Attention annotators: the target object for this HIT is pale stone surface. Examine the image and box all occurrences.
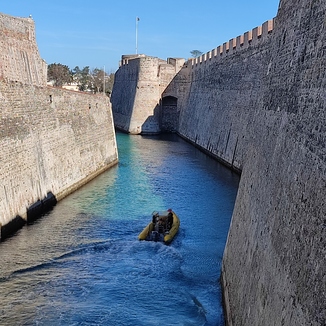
[0,13,47,86]
[111,55,184,134]
[171,1,325,325]
[0,13,118,231]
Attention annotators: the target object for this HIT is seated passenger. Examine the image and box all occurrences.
[167,212,173,230]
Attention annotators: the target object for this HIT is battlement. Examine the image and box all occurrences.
[191,19,275,68]
[119,54,146,66]
[0,12,47,86]
[119,54,185,73]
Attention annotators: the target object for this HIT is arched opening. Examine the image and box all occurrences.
[161,95,178,132]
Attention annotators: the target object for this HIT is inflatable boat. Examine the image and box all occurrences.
[138,209,180,244]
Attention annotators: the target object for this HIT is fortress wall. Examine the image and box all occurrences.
[0,11,118,237]
[111,58,139,132]
[111,56,184,134]
[0,13,46,86]
[0,82,117,229]
[221,0,326,324]
[177,28,274,171]
[171,0,326,324]
[162,62,193,132]
[129,56,163,133]
[0,81,118,232]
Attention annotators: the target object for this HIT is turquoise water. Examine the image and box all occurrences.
[0,132,239,325]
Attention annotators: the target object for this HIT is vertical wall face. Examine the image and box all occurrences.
[177,23,274,171]
[0,83,118,228]
[221,1,326,325]
[162,62,192,132]
[0,13,47,86]
[111,55,184,134]
[0,12,118,234]
[163,1,325,324]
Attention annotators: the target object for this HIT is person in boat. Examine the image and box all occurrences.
[152,213,161,232]
[157,216,166,233]
[152,213,158,225]
[167,211,173,230]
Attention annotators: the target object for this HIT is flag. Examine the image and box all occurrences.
[137,17,140,21]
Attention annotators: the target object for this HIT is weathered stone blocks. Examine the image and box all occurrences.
[0,12,118,239]
[111,55,185,134]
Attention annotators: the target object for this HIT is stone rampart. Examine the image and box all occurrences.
[0,82,118,237]
[0,13,47,86]
[0,12,118,239]
[174,19,274,172]
[220,1,326,324]
[166,0,325,324]
[111,55,185,134]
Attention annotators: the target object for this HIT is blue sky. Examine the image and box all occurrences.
[2,0,280,73]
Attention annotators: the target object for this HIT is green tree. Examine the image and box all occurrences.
[72,66,91,91]
[190,50,203,58]
[89,69,115,96]
[105,72,115,96]
[90,68,105,93]
[48,64,114,96]
[47,63,72,87]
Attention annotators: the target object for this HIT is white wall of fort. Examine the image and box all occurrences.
[168,1,325,325]
[111,55,184,134]
[0,13,118,234]
[0,13,47,87]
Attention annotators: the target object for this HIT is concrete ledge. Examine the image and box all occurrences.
[177,133,242,175]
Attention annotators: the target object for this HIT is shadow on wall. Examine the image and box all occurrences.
[141,95,179,134]
[0,192,57,241]
[111,62,139,133]
[141,104,161,134]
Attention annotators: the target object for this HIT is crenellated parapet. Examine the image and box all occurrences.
[0,13,47,87]
[119,54,146,66]
[191,19,275,68]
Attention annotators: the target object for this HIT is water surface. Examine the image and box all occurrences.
[0,132,239,325]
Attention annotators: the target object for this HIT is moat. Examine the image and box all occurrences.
[0,132,239,325]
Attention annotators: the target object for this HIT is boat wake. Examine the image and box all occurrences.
[1,239,114,282]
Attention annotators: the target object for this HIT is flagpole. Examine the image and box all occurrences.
[136,17,139,54]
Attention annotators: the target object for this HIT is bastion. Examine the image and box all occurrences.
[0,13,118,239]
[111,55,185,134]
[111,0,325,324]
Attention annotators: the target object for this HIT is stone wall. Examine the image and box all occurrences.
[162,1,325,325]
[0,13,47,86]
[0,12,118,238]
[220,1,326,324]
[0,82,118,235]
[111,55,185,134]
[161,19,274,171]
